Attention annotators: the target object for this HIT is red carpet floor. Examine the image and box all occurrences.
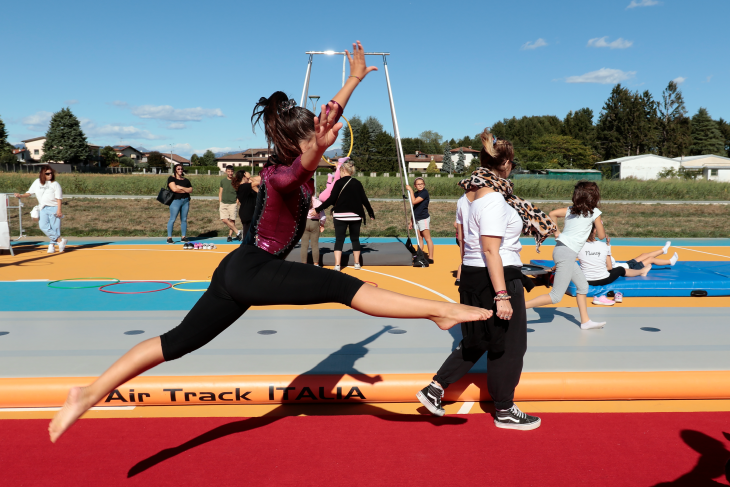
[3,411,730,486]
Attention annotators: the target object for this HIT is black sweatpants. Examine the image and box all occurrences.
[160,245,365,361]
[333,219,362,251]
[433,266,527,410]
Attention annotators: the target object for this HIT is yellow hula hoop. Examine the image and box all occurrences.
[171,280,211,292]
[321,115,353,165]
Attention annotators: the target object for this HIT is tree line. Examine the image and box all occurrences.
[339,80,729,174]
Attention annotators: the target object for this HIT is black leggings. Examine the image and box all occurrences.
[333,219,362,252]
[588,266,626,287]
[433,267,527,410]
[160,245,365,361]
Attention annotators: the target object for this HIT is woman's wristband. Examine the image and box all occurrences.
[349,75,362,82]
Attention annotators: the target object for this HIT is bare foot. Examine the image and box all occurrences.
[432,303,492,330]
[49,387,89,443]
[640,263,652,276]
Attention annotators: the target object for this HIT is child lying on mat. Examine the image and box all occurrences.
[578,224,679,305]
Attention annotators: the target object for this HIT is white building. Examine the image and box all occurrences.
[595,154,680,180]
[676,155,730,182]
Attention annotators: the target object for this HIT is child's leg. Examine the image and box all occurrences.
[526,245,575,309]
[634,249,664,263]
[625,264,651,277]
[421,228,434,260]
[645,257,671,266]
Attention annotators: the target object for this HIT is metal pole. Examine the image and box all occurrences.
[382,55,422,250]
[299,54,313,108]
[342,54,346,87]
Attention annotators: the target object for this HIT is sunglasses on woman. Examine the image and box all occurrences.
[45,172,52,175]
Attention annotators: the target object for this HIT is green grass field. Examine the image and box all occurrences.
[2,173,729,200]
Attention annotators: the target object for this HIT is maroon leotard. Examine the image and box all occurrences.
[244,101,343,258]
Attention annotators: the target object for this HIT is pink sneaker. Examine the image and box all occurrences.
[614,292,623,303]
[592,295,615,306]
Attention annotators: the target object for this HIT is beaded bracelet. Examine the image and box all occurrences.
[349,75,362,82]
[494,295,512,302]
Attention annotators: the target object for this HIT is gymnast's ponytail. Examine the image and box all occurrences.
[251,91,316,165]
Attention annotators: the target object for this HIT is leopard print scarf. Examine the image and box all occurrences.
[458,168,557,253]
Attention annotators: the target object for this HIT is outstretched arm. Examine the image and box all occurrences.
[300,41,377,172]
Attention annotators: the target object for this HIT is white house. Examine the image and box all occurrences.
[676,155,730,182]
[450,146,479,166]
[594,154,680,180]
[406,152,444,172]
[21,136,101,163]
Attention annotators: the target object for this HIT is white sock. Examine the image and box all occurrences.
[430,381,443,391]
[581,320,606,330]
[670,252,678,265]
[662,241,671,254]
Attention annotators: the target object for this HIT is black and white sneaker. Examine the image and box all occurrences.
[494,405,541,430]
[226,236,233,242]
[416,382,445,417]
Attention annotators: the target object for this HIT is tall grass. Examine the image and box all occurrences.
[2,173,729,200]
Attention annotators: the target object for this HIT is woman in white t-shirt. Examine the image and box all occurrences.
[417,131,542,431]
[525,182,605,330]
[14,165,67,254]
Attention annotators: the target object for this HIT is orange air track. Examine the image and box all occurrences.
[3,371,730,408]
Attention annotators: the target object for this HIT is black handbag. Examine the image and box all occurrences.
[157,187,175,206]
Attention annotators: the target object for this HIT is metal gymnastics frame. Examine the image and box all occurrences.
[0,194,26,256]
[300,51,423,251]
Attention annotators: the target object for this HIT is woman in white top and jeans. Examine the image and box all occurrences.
[416,131,556,430]
[14,165,67,254]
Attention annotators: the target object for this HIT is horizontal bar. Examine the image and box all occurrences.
[305,51,389,55]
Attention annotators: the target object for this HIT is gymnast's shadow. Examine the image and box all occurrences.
[651,430,730,486]
[528,307,581,327]
[128,325,467,478]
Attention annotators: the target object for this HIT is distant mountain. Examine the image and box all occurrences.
[324,149,344,159]
[14,143,24,149]
[136,146,150,153]
[214,151,241,158]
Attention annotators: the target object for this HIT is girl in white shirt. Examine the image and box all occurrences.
[525,182,605,330]
[14,165,67,253]
[580,229,678,286]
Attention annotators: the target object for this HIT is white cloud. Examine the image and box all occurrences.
[672,76,686,85]
[167,122,187,130]
[22,111,53,132]
[587,37,633,49]
[521,38,548,50]
[80,119,165,141]
[65,99,79,105]
[114,101,225,122]
[566,68,636,84]
[627,0,660,9]
[705,75,713,83]
[193,146,235,155]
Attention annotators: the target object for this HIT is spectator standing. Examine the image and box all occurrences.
[406,177,434,263]
[219,165,240,242]
[14,165,67,254]
[301,183,326,265]
[315,161,374,271]
[233,170,259,240]
[166,164,192,244]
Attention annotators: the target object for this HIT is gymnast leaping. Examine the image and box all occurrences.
[48,41,492,443]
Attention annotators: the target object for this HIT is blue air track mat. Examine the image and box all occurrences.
[529,260,730,297]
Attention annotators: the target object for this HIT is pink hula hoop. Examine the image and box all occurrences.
[99,281,173,294]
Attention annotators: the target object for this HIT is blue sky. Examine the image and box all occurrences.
[2,0,728,157]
